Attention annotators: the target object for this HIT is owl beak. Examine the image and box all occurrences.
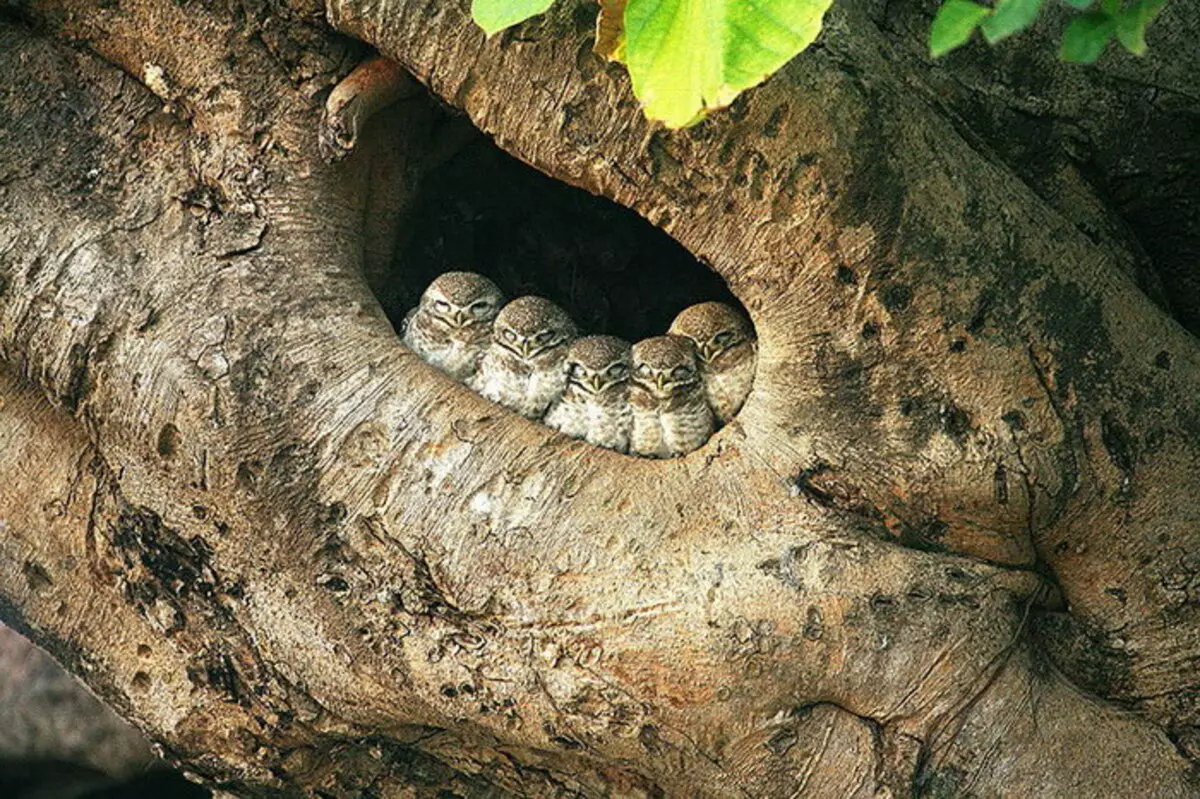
[451,309,470,327]
[654,373,667,393]
[518,339,535,358]
[587,374,605,393]
[698,343,718,363]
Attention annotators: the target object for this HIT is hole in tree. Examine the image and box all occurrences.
[369,127,746,342]
[358,89,754,456]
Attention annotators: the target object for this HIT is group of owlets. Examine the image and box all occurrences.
[402,272,757,458]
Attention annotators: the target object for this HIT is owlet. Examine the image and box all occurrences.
[629,335,714,458]
[545,336,633,453]
[403,272,505,381]
[668,302,756,424]
[470,296,578,419]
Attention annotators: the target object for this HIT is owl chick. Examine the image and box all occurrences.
[668,302,757,424]
[629,335,714,458]
[545,336,633,453]
[403,272,505,381]
[470,296,578,419]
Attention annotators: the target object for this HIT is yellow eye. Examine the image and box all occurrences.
[434,300,451,313]
[714,331,735,347]
[608,364,628,379]
[671,366,693,381]
[502,329,517,342]
[636,365,651,378]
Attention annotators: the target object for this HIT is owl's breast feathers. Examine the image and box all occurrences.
[630,386,704,413]
[545,392,587,437]
[473,345,567,419]
[704,342,757,422]
[403,311,495,381]
[628,387,662,417]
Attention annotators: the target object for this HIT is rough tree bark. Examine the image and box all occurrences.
[1,0,1199,795]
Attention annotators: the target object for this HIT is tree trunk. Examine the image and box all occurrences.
[1,0,1198,795]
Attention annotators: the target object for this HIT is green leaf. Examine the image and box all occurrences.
[980,0,1046,43]
[929,0,991,57]
[471,0,556,36]
[1061,0,1094,9]
[1059,10,1117,62]
[1115,0,1165,54]
[623,0,834,129]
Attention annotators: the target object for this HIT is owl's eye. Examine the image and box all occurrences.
[714,331,735,347]
[607,364,628,379]
[569,363,585,377]
[635,365,651,378]
[502,328,517,342]
[671,366,694,381]
[535,331,555,344]
[433,300,452,314]
[470,301,493,317]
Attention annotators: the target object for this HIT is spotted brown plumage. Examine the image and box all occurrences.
[545,335,633,452]
[470,296,578,419]
[629,335,713,458]
[668,301,756,425]
[402,272,504,381]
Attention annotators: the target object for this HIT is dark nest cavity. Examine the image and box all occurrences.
[370,120,747,343]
